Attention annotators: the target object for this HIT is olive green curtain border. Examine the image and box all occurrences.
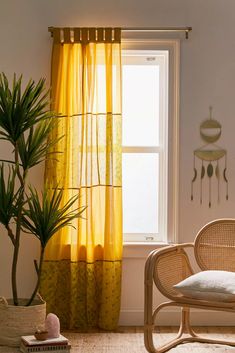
[40,259,122,329]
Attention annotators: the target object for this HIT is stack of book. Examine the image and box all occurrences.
[20,334,71,353]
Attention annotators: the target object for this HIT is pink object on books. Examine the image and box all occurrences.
[45,313,60,338]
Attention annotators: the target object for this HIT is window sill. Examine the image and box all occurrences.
[123,241,171,259]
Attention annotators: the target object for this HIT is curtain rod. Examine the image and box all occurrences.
[48,26,192,39]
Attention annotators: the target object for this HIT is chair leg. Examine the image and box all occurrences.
[191,334,235,347]
[144,305,198,353]
[176,307,197,338]
[144,304,235,353]
[177,308,235,347]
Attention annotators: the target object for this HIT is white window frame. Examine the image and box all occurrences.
[121,39,180,246]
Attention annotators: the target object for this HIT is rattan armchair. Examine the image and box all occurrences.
[144,219,235,353]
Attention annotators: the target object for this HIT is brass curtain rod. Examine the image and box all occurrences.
[48,26,192,39]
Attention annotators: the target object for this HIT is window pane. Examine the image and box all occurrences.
[122,153,159,234]
[122,64,159,146]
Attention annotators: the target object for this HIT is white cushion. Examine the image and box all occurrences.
[173,270,235,302]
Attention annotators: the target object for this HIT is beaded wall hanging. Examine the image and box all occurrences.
[191,107,228,207]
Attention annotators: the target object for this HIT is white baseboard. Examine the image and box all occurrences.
[119,308,235,326]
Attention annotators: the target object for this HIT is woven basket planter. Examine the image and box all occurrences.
[0,294,46,347]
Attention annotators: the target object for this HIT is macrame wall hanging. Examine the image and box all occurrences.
[191,107,228,207]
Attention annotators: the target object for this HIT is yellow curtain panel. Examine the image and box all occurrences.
[40,28,123,330]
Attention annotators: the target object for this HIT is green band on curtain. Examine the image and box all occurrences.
[40,260,122,330]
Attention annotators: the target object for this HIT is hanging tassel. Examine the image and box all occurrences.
[191,155,197,201]
[224,154,228,200]
[200,161,205,204]
[207,162,213,207]
[215,160,220,203]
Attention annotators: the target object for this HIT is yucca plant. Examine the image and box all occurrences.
[0,73,85,306]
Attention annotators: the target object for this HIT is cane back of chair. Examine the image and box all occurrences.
[195,219,235,272]
[153,246,194,300]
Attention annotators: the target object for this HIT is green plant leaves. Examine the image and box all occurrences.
[0,164,17,226]
[21,187,86,248]
[0,73,53,145]
[0,73,67,305]
[17,119,59,170]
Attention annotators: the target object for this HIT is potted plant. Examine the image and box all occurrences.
[0,73,85,346]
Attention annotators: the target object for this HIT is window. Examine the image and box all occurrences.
[122,40,179,243]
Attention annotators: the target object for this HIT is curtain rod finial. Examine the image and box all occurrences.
[48,27,54,37]
[185,27,192,39]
